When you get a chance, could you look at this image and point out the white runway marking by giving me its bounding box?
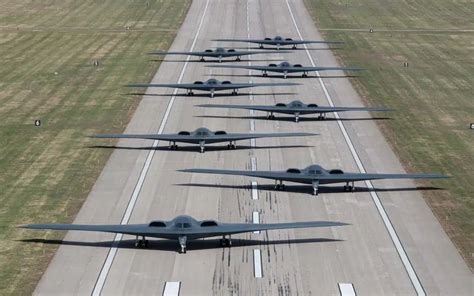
[251,157,257,171]
[90,1,211,295]
[252,211,260,234]
[285,0,425,295]
[338,283,356,296]
[251,181,259,200]
[253,249,263,278]
[163,282,181,296]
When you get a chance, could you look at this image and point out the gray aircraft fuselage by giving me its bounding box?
[198,100,392,122]
[19,215,348,253]
[94,127,317,153]
[214,36,344,50]
[181,164,448,195]
[126,78,298,98]
[209,62,362,79]
[149,47,288,62]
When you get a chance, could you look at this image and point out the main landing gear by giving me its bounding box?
[135,236,149,248]
[267,112,276,119]
[219,235,232,247]
[274,179,285,190]
[343,181,355,192]
[169,141,178,150]
[317,113,326,120]
[227,141,237,150]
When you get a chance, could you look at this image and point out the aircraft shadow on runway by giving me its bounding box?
[19,237,342,252]
[176,183,444,195]
[124,92,298,98]
[86,144,312,152]
[151,59,281,63]
[196,115,392,122]
[230,46,344,51]
[207,74,360,79]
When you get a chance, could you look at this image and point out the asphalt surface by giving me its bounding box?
[30,0,472,295]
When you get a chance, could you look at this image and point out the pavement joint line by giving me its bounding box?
[90,1,211,295]
[163,281,181,296]
[284,0,425,294]
[338,283,356,296]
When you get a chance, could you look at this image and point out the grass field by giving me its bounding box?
[0,0,190,294]
[304,0,474,268]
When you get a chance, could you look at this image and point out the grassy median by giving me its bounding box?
[0,0,190,294]
[304,0,473,268]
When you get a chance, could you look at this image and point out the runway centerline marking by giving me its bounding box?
[163,281,181,296]
[90,1,211,295]
[252,211,260,234]
[338,283,356,296]
[284,0,425,295]
[253,249,263,278]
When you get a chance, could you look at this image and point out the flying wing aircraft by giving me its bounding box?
[148,47,289,63]
[198,100,393,122]
[126,78,298,98]
[19,215,348,253]
[180,164,448,195]
[213,35,344,49]
[209,62,363,79]
[94,127,317,153]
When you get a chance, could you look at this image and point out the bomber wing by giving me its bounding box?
[317,172,449,183]
[180,168,308,182]
[228,82,299,89]
[198,104,392,113]
[148,50,210,57]
[18,223,159,236]
[213,132,317,141]
[212,221,349,236]
[93,133,198,142]
[208,65,363,72]
[126,83,202,90]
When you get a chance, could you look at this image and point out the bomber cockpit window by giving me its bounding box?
[176,222,192,229]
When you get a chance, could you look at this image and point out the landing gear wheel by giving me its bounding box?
[220,238,231,247]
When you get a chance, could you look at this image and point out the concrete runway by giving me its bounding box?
[31,0,472,295]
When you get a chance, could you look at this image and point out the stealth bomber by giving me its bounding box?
[198,100,392,122]
[149,47,288,63]
[19,215,348,253]
[209,62,363,79]
[94,127,317,153]
[214,35,343,50]
[126,78,298,98]
[180,164,448,195]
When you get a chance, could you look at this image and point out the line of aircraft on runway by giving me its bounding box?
[20,36,448,254]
